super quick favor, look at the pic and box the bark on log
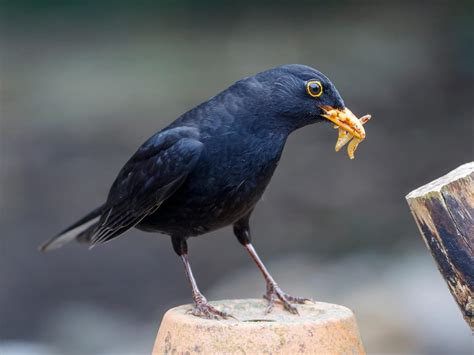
[406,162,474,329]
[152,299,365,354]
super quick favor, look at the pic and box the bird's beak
[320,105,371,159]
[320,106,366,140]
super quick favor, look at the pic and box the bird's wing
[89,127,203,246]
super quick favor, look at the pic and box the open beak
[320,105,371,159]
[320,106,366,139]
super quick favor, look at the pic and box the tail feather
[40,205,103,252]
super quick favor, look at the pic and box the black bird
[41,64,368,318]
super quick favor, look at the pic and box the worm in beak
[320,105,372,159]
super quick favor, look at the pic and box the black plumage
[41,64,366,318]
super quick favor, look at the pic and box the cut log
[152,299,365,354]
[406,162,474,329]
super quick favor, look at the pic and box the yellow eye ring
[306,80,323,97]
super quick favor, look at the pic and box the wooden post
[152,299,365,354]
[406,162,474,329]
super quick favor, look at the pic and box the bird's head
[248,64,366,141]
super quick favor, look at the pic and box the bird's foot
[188,295,234,320]
[264,283,313,315]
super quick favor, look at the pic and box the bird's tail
[40,205,104,252]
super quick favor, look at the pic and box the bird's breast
[139,132,287,236]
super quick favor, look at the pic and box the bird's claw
[189,297,234,320]
[264,283,313,315]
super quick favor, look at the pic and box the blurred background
[1,0,473,354]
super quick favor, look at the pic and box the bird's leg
[172,236,231,319]
[180,254,232,319]
[244,243,312,314]
[233,216,313,315]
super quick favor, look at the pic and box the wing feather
[89,127,203,246]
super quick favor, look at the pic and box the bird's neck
[243,111,310,140]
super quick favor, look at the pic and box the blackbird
[41,64,368,318]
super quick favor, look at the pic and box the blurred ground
[1,1,473,354]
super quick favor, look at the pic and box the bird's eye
[306,80,323,98]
